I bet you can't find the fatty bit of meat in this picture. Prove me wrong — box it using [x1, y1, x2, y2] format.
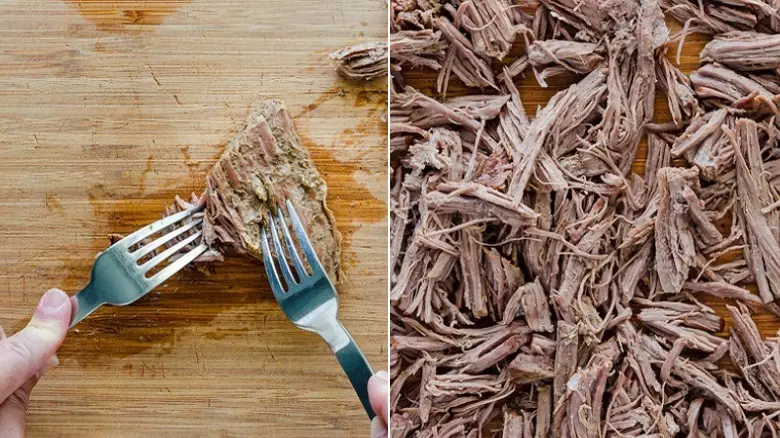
[330, 41, 389, 81]
[391, 0, 780, 435]
[168, 100, 342, 281]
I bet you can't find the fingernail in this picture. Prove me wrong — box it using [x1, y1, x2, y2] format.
[373, 370, 389, 383]
[36, 289, 70, 318]
[370, 417, 388, 438]
[40, 354, 60, 376]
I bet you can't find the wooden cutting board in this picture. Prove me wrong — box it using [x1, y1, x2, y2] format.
[0, 1, 387, 436]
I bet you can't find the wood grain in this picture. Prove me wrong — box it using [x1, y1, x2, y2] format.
[0, 0, 387, 436]
[402, 20, 780, 342]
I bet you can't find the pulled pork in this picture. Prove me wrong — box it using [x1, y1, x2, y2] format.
[391, 0, 780, 435]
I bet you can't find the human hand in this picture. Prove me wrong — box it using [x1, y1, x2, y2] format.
[0, 289, 73, 438]
[368, 370, 389, 438]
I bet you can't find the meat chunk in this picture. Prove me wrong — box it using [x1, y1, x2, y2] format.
[330, 41, 389, 81]
[203, 100, 342, 280]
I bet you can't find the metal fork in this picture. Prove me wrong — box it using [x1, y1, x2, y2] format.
[69, 206, 208, 329]
[261, 200, 375, 419]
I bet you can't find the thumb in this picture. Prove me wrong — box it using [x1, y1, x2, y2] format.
[368, 371, 389, 438]
[0, 289, 72, 403]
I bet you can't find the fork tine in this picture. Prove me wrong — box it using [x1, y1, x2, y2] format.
[276, 208, 307, 279]
[146, 243, 208, 289]
[260, 227, 286, 299]
[285, 200, 326, 277]
[140, 231, 202, 273]
[131, 219, 203, 261]
[269, 214, 297, 287]
[121, 206, 203, 248]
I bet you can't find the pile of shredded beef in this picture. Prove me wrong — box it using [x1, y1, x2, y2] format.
[390, 0, 780, 436]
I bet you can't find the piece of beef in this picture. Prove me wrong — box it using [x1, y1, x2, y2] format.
[390, 30, 448, 71]
[527, 39, 604, 85]
[733, 119, 780, 304]
[508, 353, 554, 384]
[655, 167, 700, 294]
[656, 53, 699, 126]
[199, 100, 341, 281]
[701, 31, 780, 72]
[330, 41, 389, 81]
[661, 0, 758, 34]
[691, 63, 776, 105]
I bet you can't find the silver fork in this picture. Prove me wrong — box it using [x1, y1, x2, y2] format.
[261, 200, 375, 419]
[69, 206, 208, 328]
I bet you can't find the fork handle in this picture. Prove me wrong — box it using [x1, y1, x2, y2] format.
[332, 327, 375, 420]
[69, 283, 104, 329]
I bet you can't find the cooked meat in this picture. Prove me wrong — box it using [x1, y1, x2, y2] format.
[701, 31, 780, 72]
[528, 39, 604, 85]
[390, 0, 780, 435]
[184, 100, 342, 281]
[330, 41, 389, 81]
[390, 30, 447, 71]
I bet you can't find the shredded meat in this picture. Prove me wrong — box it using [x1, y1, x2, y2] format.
[330, 41, 389, 81]
[390, 0, 780, 435]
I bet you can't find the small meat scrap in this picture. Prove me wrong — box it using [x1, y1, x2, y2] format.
[508, 353, 554, 384]
[528, 39, 604, 84]
[701, 31, 780, 72]
[502, 278, 553, 332]
[660, 0, 771, 34]
[733, 118, 780, 304]
[330, 41, 388, 81]
[691, 63, 776, 106]
[655, 167, 700, 294]
[201, 100, 341, 280]
[390, 30, 447, 71]
[656, 53, 699, 125]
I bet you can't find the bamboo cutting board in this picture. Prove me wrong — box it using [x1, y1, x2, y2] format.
[0, 1, 387, 436]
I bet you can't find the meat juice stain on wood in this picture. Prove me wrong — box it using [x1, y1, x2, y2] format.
[58, 182, 269, 366]
[294, 86, 388, 266]
[62, 0, 191, 31]
[296, 129, 386, 266]
[56, 159, 264, 366]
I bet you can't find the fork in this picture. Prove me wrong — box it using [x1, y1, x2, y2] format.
[261, 200, 375, 419]
[69, 206, 208, 329]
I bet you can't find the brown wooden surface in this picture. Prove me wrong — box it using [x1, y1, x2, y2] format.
[402, 20, 780, 342]
[0, 1, 388, 436]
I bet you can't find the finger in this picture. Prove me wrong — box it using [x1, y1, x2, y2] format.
[368, 370, 389, 425]
[0, 375, 39, 438]
[0, 289, 72, 403]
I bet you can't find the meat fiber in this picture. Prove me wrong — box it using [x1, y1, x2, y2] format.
[527, 39, 604, 85]
[655, 167, 700, 294]
[701, 31, 780, 72]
